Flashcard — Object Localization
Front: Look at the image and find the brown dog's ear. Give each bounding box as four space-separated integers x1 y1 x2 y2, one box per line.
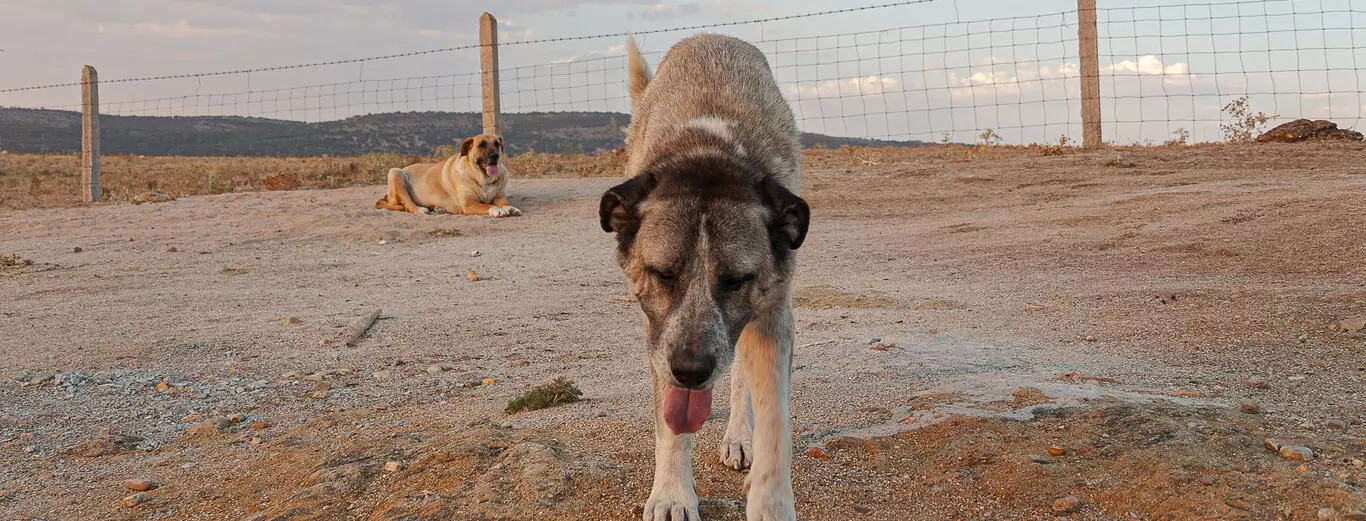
599 173 657 237
459 137 476 157
760 178 810 251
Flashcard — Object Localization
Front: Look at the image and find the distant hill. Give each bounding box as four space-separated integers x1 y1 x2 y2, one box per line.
0 108 927 157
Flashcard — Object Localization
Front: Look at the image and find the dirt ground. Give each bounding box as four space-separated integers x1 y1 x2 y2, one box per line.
2 144 1365 520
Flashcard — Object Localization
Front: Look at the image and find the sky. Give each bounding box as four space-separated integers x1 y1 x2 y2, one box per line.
2 0 1364 145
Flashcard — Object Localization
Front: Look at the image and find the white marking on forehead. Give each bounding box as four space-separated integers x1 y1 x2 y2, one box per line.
682 116 738 142
694 211 711 277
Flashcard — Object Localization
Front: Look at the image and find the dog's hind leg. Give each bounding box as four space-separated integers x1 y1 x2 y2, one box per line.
739 300 797 521
386 168 429 214
643 366 701 521
718 355 754 471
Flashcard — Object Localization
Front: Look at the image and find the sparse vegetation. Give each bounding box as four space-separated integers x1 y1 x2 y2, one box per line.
1034 135 1072 156
977 128 1003 147
1165 128 1190 146
506 377 584 414
1220 96 1277 143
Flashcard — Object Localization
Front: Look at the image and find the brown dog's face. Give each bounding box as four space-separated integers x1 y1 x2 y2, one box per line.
460 134 504 178
599 156 809 392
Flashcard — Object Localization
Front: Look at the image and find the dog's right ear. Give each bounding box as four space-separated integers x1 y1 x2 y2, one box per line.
599 173 656 235
459 137 476 158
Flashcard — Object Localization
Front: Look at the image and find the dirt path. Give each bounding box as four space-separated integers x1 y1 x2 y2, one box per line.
2 144 1364 520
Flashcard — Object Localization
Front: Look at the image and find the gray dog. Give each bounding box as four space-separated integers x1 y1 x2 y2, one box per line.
600 33 809 521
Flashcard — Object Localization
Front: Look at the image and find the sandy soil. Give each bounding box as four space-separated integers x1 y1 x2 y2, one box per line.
2 144 1365 520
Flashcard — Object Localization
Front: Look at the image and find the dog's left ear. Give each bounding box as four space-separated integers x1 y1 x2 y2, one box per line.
459 137 476 157
760 178 810 250
599 173 657 235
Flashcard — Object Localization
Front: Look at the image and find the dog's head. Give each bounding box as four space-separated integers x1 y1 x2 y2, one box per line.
599 156 808 427
460 134 505 179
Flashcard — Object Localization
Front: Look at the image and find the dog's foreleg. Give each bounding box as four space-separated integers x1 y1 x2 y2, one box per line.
492 195 523 216
644 366 700 521
740 302 797 521
718 353 753 471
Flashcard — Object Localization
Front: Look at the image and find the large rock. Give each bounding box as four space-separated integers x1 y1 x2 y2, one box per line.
1257 119 1364 143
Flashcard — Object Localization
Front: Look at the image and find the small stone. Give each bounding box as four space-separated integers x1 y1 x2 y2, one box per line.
226 413 245 424
1297 464 1309 473
37 473 54 479
179 413 202 423
124 479 154 491
806 447 831 460
250 437 262 446
249 421 268 430
426 365 442 375
318 339 330 346
501 421 513 429
378 239 388 245
313 381 331 391
595 410 607 418
166 247 177 253
467 270 482 281
1239 402 1261 414
1047 446 1066 457
1325 419 1347 430
281 317 300 326
373 370 392 380
309 390 330 400
1319 508 1338 521
1244 378 1269 389
155 382 170 392
470 251 481 257
384 461 403 473
1352 459 1364 468
482 378 496 386
1052 496 1083 515
123 493 150 507
1280 445 1314 462
1026 304 1047 311
73 247 83 253
1082 336 1096 342
1289 375 1307 382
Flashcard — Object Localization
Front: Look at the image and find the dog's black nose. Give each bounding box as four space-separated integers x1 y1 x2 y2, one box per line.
489 153 500 163
669 353 715 388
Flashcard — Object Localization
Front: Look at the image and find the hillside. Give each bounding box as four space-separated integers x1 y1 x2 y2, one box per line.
0 108 927 157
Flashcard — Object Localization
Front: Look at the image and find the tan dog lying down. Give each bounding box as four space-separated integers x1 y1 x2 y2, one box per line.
374 133 522 217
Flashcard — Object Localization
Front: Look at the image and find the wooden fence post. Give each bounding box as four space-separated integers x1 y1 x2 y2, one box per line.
82 65 102 202
1078 0 1102 149
480 13 501 136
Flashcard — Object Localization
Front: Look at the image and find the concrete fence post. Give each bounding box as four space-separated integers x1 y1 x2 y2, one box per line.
82 65 102 202
480 13 501 136
1078 0 1103 149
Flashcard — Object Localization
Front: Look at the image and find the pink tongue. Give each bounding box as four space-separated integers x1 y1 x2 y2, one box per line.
663 387 713 435
483 164 499 178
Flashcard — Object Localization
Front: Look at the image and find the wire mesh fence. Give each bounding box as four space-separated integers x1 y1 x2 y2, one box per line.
2 0 1365 152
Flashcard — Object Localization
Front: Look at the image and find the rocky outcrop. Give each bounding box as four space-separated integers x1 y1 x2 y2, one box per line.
1257 119 1363 143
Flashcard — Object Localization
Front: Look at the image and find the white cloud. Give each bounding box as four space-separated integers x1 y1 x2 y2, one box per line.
127 19 253 39
788 75 899 98
638 2 703 22
552 44 627 64
1102 55 1190 76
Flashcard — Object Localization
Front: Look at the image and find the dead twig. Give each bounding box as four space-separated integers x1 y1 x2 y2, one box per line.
345 309 382 347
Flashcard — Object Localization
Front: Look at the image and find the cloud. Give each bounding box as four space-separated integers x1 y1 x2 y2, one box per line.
1102 55 1190 76
552 44 628 64
787 75 900 98
638 2 703 22
126 19 254 39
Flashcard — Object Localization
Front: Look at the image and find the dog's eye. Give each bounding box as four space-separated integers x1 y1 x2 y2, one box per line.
719 274 755 293
650 269 675 282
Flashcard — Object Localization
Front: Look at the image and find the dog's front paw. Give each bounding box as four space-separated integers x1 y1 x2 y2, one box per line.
744 473 795 521
503 205 522 216
430 206 447 214
643 486 699 521
718 435 752 471
410 206 430 214
488 206 509 218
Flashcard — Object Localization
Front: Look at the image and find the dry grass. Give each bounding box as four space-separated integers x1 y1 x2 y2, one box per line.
0 149 627 210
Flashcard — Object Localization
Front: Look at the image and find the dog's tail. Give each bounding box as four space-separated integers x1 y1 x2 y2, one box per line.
626 33 651 109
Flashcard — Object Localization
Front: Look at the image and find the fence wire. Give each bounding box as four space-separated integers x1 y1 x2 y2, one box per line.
2 0 1365 150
